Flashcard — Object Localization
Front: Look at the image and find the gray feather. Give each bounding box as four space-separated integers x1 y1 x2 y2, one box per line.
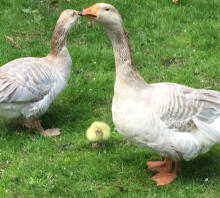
160 84 220 140
0 57 51 103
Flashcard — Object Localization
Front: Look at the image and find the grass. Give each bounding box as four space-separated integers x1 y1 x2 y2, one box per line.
0 0 220 197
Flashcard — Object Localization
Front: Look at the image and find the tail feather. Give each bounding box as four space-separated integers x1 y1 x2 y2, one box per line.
194 118 220 142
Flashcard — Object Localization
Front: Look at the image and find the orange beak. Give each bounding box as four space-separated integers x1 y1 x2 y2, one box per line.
79 4 99 19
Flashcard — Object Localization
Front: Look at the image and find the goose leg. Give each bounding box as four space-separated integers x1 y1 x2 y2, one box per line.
152 160 181 186
147 157 172 172
22 119 60 136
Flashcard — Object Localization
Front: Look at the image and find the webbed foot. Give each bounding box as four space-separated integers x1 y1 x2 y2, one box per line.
42 128 60 136
147 158 172 172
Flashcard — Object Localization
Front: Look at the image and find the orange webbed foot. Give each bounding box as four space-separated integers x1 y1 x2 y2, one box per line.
42 128 60 136
150 160 181 186
147 158 172 172
152 172 177 186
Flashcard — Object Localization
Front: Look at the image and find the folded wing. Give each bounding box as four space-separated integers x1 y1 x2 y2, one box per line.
160 84 220 141
0 58 51 103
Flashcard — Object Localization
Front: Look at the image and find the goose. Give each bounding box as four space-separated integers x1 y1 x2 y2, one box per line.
79 3 220 186
0 10 79 136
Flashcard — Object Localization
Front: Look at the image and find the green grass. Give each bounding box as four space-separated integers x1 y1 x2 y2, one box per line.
0 0 220 197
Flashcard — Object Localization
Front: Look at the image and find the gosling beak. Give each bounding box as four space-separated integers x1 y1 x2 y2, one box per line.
79 4 99 19
95 129 102 134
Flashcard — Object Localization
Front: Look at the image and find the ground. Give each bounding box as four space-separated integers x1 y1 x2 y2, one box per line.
0 0 219 197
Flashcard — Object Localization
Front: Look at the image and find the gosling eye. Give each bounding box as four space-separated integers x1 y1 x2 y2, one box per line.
72 12 76 16
105 8 110 11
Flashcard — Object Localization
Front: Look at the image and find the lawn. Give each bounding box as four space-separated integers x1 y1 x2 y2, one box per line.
0 0 219 197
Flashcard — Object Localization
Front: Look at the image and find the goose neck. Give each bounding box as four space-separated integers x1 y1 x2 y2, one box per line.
107 24 145 85
50 21 70 56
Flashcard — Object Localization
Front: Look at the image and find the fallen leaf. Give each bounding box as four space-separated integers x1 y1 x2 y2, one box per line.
61 142 72 149
34 15 42 23
118 186 128 193
22 8 31 14
14 43 22 49
194 68 199 75
162 57 183 67
204 178 209 182
92 142 99 148
85 73 94 78
88 21 94 27
5 35 14 42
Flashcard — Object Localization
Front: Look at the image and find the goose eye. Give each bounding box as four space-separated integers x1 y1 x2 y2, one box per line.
105 8 110 11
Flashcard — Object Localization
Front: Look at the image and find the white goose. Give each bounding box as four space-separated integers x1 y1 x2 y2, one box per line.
0 10 79 136
80 3 220 186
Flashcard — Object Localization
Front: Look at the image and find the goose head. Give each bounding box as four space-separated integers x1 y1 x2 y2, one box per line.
50 9 79 56
56 9 79 30
79 3 122 30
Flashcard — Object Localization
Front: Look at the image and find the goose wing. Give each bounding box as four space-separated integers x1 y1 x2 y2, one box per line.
159 83 220 141
0 58 52 103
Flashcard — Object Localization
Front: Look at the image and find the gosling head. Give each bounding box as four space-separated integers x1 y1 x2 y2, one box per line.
86 121 111 142
79 3 122 30
95 128 103 136
57 9 79 30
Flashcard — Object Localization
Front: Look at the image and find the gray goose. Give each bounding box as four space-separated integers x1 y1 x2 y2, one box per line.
0 10 79 136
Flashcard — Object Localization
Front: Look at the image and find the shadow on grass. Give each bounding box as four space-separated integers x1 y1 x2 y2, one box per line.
181 148 220 181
